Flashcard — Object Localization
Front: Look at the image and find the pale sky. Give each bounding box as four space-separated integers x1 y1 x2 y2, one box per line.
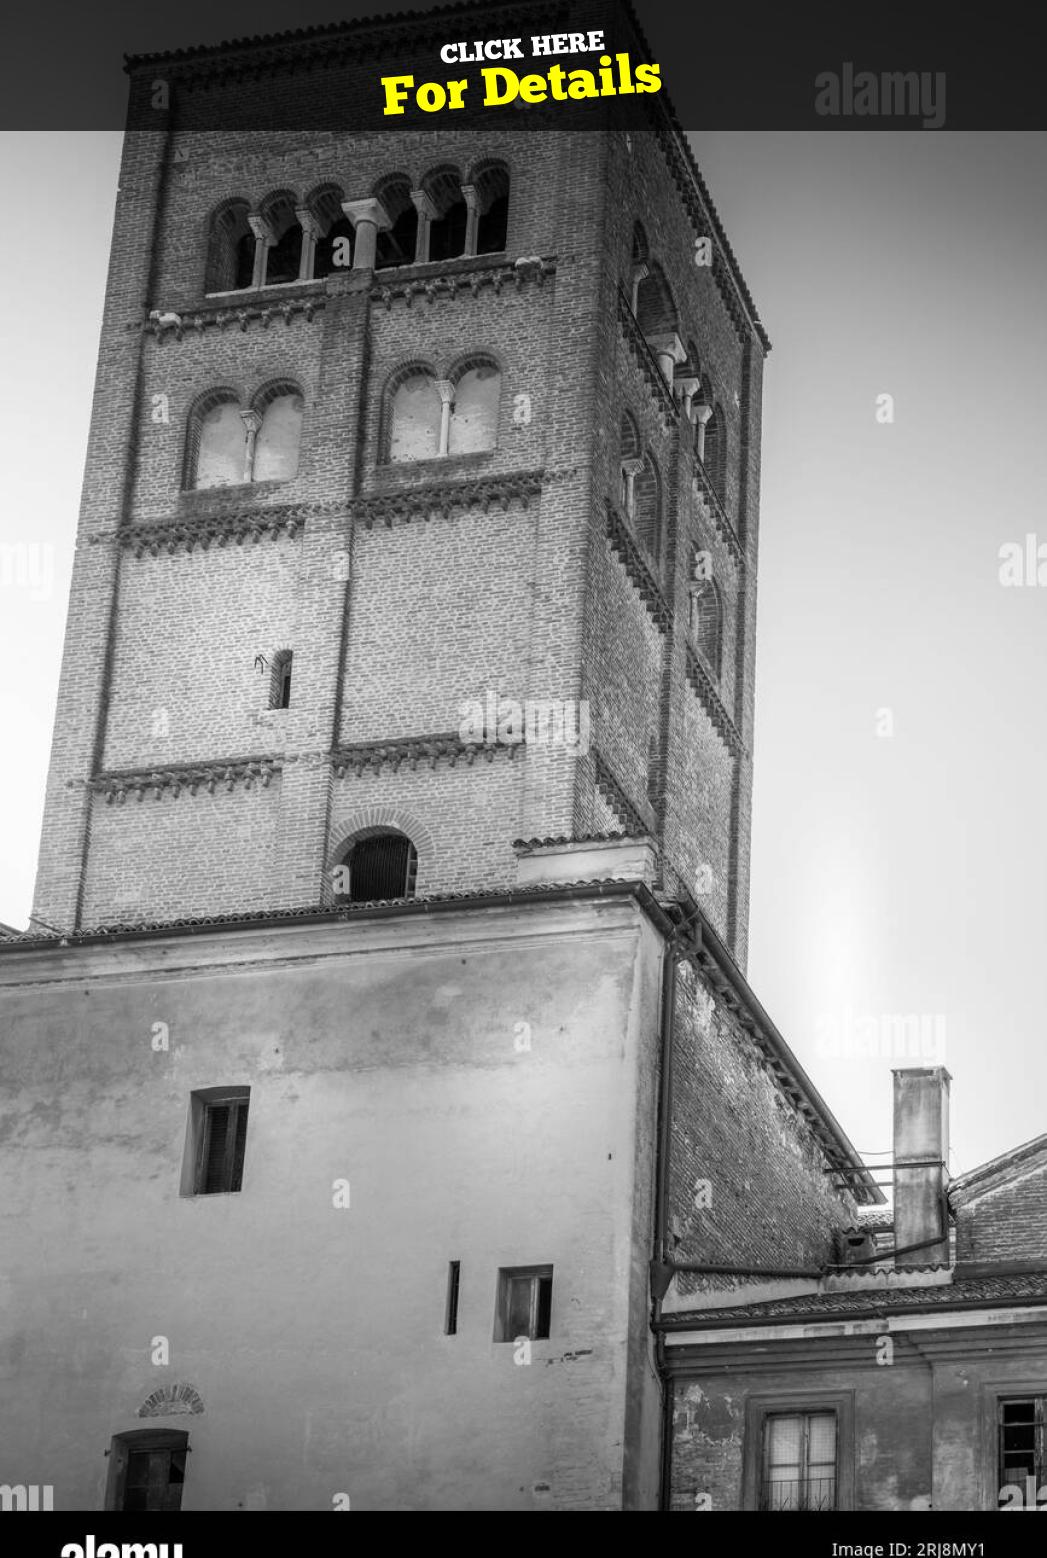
2 123 1045 1184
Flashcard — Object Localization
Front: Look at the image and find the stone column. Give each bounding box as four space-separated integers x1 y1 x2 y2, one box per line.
647 332 687 391
676 374 700 422
247 213 274 289
295 208 322 281
621 456 644 519
341 197 391 272
693 403 712 463
240 408 262 483
409 188 437 264
461 184 480 256
434 379 455 455
630 260 649 315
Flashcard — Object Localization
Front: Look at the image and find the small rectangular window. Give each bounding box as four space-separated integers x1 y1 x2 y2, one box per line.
495 1265 553 1342
182 1087 249 1196
445 1261 461 1335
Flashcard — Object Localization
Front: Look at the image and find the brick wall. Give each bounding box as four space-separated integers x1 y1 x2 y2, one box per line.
32 28 767 963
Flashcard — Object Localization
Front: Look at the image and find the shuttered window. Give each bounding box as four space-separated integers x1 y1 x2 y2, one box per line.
194 1095 249 1195
336 832 418 903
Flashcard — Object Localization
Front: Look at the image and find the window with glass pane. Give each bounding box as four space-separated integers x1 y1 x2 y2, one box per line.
495 1266 552 1341
1000 1398 1046 1492
123 1446 186 1512
761 1411 837 1511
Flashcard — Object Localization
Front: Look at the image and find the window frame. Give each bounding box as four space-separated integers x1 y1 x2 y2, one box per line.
180 1086 251 1198
104 1428 189 1513
742 1391 854 1512
981 1382 1047 1509
494 1264 553 1343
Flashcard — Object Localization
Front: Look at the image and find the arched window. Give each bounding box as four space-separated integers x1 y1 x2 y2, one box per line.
472 161 510 254
308 184 353 279
388 366 442 462
703 403 727 503
447 359 500 455
205 200 255 294
374 176 419 269
187 390 246 490
424 166 467 262
334 830 418 903
186 384 303 490
269 650 293 709
689 578 722 674
635 262 677 337
619 410 641 513
259 192 302 287
630 223 649 315
252 382 304 483
633 453 662 565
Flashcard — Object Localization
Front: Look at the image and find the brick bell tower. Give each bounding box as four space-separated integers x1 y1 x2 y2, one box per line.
30 4 765 963
0 1 868 1522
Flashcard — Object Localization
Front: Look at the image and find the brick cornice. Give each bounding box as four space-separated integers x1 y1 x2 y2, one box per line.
332 733 520 777
691 458 745 569
684 644 744 756
126 1 565 78
604 502 673 635
143 291 324 340
86 757 284 801
355 470 543 529
371 255 555 310
592 748 652 838
111 505 330 555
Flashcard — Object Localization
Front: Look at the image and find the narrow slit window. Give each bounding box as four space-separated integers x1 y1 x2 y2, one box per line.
270 650 293 710
445 1261 461 1335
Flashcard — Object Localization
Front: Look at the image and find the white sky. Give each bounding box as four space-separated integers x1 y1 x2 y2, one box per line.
2 127 1045 1183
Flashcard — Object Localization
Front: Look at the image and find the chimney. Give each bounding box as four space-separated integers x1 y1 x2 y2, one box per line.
892 1067 951 1268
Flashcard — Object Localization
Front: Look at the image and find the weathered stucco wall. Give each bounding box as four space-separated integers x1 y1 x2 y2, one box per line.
0 896 663 1511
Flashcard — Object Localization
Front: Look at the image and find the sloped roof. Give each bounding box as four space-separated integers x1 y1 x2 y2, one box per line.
951 1133 1047 1204
663 1269 1047 1329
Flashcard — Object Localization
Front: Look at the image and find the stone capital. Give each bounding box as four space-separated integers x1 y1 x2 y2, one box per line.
647 332 687 366
409 188 438 220
692 401 713 426
247 213 275 244
295 207 322 241
341 197 392 232
621 457 645 478
434 379 456 407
